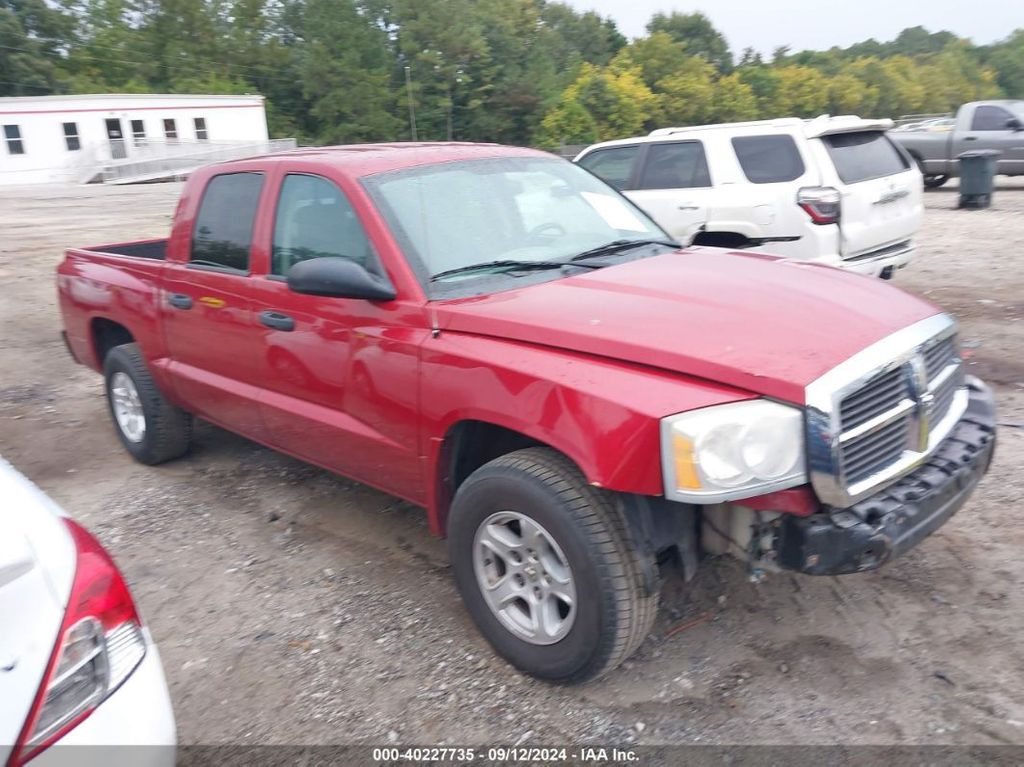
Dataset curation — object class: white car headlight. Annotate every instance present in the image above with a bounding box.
[660,399,806,503]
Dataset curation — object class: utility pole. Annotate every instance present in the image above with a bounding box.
[404,66,418,141]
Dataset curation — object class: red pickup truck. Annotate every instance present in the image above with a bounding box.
[57,143,996,682]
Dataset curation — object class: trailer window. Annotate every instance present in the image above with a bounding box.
[191,172,264,272]
[131,120,146,145]
[822,131,910,184]
[731,135,805,183]
[3,125,24,155]
[63,122,80,151]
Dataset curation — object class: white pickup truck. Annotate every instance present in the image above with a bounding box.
[575,116,923,279]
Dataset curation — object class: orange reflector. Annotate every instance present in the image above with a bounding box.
[672,433,701,489]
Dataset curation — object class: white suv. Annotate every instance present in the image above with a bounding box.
[574,116,923,278]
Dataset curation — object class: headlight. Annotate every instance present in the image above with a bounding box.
[660,399,806,503]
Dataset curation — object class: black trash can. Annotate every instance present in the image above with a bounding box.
[957,149,1001,209]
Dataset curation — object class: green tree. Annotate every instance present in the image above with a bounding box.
[462,0,563,145]
[773,65,829,116]
[0,0,73,95]
[827,72,875,115]
[655,55,717,125]
[737,64,781,115]
[709,72,757,122]
[538,93,597,146]
[294,0,400,143]
[626,31,688,88]
[646,10,732,72]
[540,58,655,143]
[538,2,625,68]
[987,30,1024,98]
[389,0,489,141]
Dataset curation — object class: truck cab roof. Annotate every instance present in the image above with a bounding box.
[213,141,548,179]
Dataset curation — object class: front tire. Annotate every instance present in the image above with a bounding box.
[448,447,658,683]
[104,343,192,465]
[923,174,949,189]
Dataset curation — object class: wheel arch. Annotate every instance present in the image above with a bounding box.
[691,230,754,249]
[90,317,135,367]
[430,418,593,537]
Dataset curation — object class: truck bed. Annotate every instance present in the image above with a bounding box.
[87,238,167,260]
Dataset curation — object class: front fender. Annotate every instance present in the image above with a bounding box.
[419,332,753,533]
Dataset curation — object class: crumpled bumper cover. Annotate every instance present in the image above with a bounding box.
[777,378,996,575]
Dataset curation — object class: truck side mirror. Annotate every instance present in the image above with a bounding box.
[286,257,396,301]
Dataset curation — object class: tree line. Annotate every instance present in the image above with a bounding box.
[3,0,1023,147]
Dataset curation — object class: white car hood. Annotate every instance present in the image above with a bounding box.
[0,458,75,759]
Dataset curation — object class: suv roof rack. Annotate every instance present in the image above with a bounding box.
[649,117,805,136]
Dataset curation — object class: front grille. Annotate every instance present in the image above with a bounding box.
[930,360,963,425]
[924,336,956,379]
[843,417,912,484]
[839,367,907,430]
[836,333,962,488]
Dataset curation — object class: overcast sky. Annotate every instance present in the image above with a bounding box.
[566,0,1020,55]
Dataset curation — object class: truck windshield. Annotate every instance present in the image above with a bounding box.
[364,157,670,289]
[822,131,910,185]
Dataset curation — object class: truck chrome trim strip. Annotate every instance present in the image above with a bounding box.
[805,313,966,508]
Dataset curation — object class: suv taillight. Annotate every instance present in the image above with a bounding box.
[797,186,841,225]
[10,519,147,766]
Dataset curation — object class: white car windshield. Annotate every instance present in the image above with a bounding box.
[364,156,670,287]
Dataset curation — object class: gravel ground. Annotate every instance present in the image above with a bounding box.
[0,178,1022,747]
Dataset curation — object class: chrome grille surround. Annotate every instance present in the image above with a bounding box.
[805,314,968,508]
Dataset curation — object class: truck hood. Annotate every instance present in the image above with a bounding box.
[435,248,941,405]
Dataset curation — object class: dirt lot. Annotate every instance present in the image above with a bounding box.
[1,179,1022,747]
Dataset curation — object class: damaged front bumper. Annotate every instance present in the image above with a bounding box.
[776,379,996,575]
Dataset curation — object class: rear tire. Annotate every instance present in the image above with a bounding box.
[104,343,192,465]
[448,447,658,683]
[923,174,949,189]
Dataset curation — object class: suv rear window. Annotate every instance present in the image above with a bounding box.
[576,145,638,190]
[636,141,711,189]
[731,135,805,183]
[822,131,910,184]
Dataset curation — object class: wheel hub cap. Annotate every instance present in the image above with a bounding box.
[110,372,145,443]
[473,511,576,645]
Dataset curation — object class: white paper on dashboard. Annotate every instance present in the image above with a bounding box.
[580,192,648,232]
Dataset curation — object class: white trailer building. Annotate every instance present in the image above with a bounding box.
[0,93,292,185]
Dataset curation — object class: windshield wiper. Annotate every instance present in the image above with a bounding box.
[430,259,600,282]
[568,238,680,263]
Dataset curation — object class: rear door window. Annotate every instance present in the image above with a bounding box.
[731,134,805,183]
[191,172,264,272]
[822,131,910,184]
[576,145,639,190]
[636,141,711,189]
